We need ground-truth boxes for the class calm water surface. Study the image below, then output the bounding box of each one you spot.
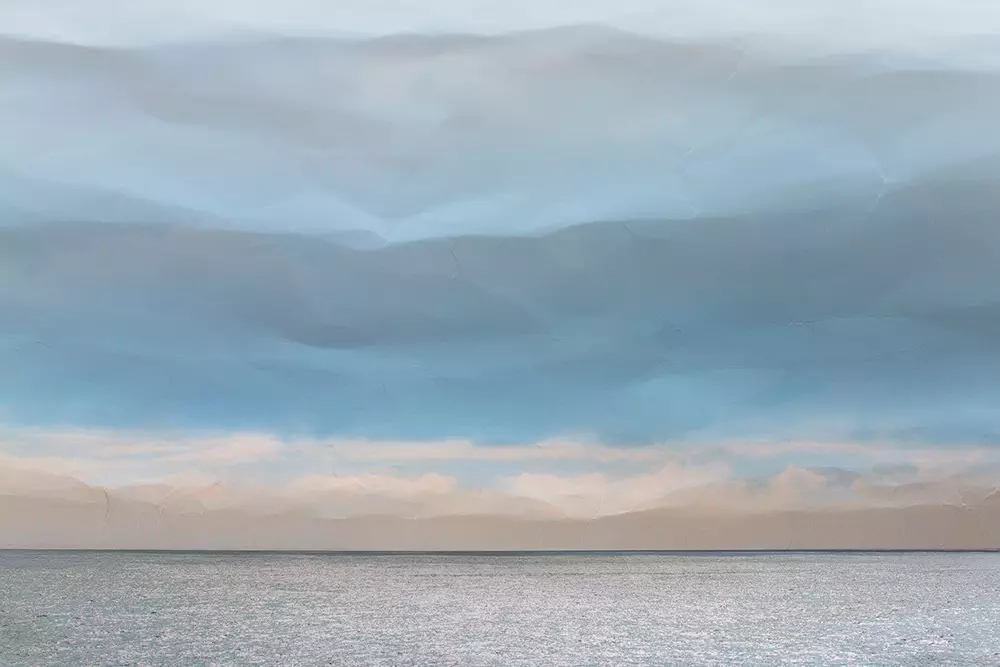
[2,550,999,666]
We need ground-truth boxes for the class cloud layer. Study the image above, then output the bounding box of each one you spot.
[2,7,1000,546]
[2,429,998,527]
[3,27,1000,447]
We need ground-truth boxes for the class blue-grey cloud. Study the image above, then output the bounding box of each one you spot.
[2,27,1000,451]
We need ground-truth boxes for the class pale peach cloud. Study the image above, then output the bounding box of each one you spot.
[2,427,999,523]
[288,472,459,497]
[157,435,282,464]
[9,427,999,475]
[502,460,731,517]
[310,437,667,463]
[0,430,283,487]
[714,440,1000,470]
[20,430,283,463]
[3,428,662,464]
[4,462,999,549]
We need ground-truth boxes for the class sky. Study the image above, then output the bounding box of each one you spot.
[1,1,1000,546]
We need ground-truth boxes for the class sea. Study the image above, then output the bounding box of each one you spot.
[2,550,999,666]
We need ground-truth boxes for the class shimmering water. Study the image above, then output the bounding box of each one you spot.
[2,551,999,666]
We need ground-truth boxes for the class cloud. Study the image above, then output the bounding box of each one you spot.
[7,425,999,528]
[0,429,283,484]
[5,0,1000,59]
[3,456,1000,548]
[712,441,1000,472]
[310,437,666,463]
[502,461,730,516]
[2,427,999,516]
[6,195,1000,443]
[0,465,103,503]
[500,462,1000,517]
[2,22,1000,534]
[288,472,458,497]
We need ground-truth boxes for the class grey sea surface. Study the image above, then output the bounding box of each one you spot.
[1,550,999,666]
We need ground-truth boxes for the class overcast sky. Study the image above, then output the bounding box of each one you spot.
[2,2,999,541]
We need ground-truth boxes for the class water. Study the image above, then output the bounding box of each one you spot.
[2,551,999,666]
